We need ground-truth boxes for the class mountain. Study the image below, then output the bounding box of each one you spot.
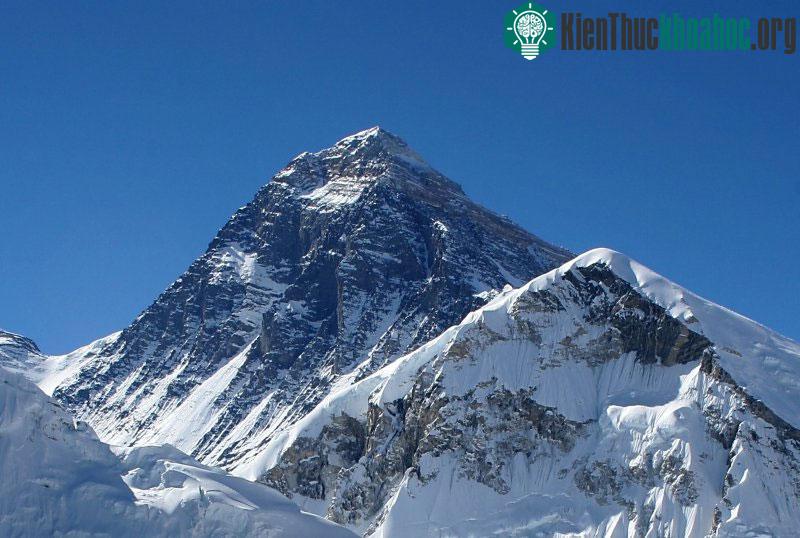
[46,127,573,472]
[235,249,800,537]
[0,329,47,375]
[0,365,354,537]
[9,127,799,537]
[0,328,121,396]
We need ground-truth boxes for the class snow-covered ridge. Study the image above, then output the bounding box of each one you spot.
[233,248,800,537]
[240,247,800,475]
[0,329,46,374]
[0,328,124,397]
[465,247,800,429]
[429,247,800,427]
[561,248,800,429]
[0,365,355,537]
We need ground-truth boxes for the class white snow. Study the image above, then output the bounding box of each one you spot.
[0,366,355,537]
[136,338,258,452]
[35,331,122,396]
[564,248,800,429]
[231,248,800,537]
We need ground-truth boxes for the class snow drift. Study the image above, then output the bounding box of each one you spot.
[0,366,354,537]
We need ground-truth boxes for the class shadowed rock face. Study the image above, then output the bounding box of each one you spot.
[50,127,572,468]
[569,265,713,366]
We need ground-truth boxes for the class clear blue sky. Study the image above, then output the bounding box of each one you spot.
[1,1,798,353]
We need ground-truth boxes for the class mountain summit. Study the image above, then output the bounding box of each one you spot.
[266,126,467,216]
[47,128,573,470]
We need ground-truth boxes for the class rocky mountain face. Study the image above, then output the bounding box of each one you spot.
[243,249,800,537]
[47,127,573,471]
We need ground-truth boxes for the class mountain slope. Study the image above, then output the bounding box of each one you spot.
[46,127,572,469]
[0,329,47,375]
[0,365,354,537]
[239,249,800,537]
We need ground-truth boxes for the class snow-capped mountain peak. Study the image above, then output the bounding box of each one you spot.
[333,126,425,161]
[273,127,465,213]
[43,128,573,473]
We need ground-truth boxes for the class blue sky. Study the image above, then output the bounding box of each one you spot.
[1,0,798,353]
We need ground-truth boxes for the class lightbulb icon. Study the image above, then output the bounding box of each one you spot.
[507,4,551,60]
